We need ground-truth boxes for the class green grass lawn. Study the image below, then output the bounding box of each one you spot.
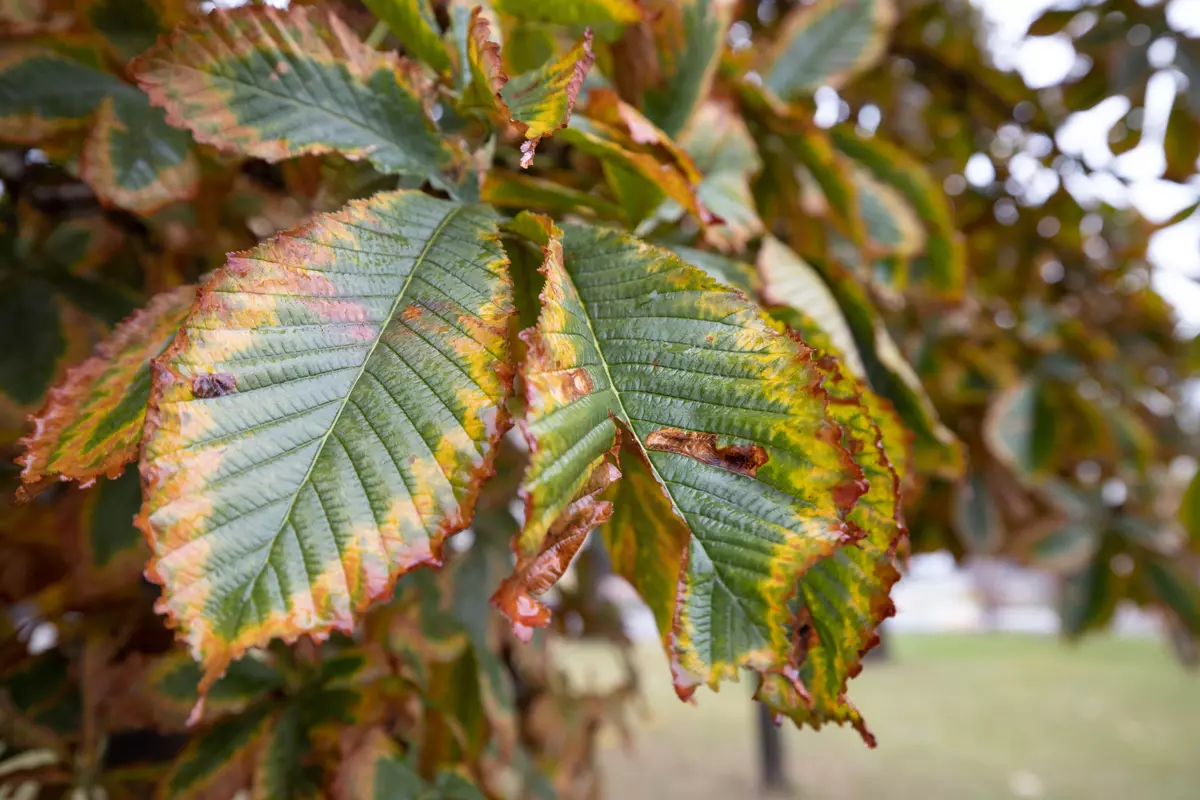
[559,634,1200,799]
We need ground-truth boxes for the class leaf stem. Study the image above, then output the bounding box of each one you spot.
[366,20,389,49]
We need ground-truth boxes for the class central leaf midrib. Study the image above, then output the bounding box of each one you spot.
[231,202,467,622]
[561,262,765,662]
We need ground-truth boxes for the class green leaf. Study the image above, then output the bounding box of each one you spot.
[482,169,622,219]
[983,378,1057,481]
[85,468,145,569]
[642,0,737,137]
[780,127,867,248]
[131,5,460,186]
[81,91,199,214]
[856,168,924,260]
[254,703,321,800]
[1182,472,1200,546]
[0,44,123,142]
[497,30,595,168]
[678,102,764,252]
[1026,9,1078,37]
[19,284,194,489]
[1144,557,1200,635]
[1060,539,1121,637]
[493,0,641,41]
[765,0,896,99]
[363,0,453,75]
[161,701,275,799]
[1027,523,1099,574]
[0,276,65,406]
[87,0,183,62]
[137,191,514,691]
[496,217,875,704]
[954,471,1003,554]
[336,726,487,800]
[831,127,966,299]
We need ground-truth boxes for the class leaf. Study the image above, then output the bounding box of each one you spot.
[765,0,897,99]
[0,44,122,142]
[831,127,966,299]
[856,168,924,260]
[780,127,867,248]
[493,0,641,41]
[954,471,1003,555]
[1144,557,1200,635]
[755,359,903,745]
[0,276,66,406]
[1026,523,1098,573]
[86,0,185,62]
[751,239,914,482]
[641,0,737,137]
[137,191,514,692]
[336,727,486,800]
[807,254,963,479]
[482,169,622,219]
[1060,539,1121,637]
[459,6,509,116]
[1026,9,1077,37]
[678,101,764,252]
[983,378,1056,481]
[498,30,595,168]
[362,0,453,75]
[758,237,865,377]
[497,217,872,695]
[160,702,274,799]
[131,5,458,185]
[19,285,194,490]
[560,89,712,227]
[80,91,199,214]
[1182,472,1200,546]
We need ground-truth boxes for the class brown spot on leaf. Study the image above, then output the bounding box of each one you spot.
[645,428,768,477]
[191,373,236,399]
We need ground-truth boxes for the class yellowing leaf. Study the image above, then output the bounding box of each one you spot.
[493,0,641,41]
[758,237,864,376]
[19,285,193,491]
[499,31,595,168]
[81,93,199,215]
[482,169,622,220]
[832,127,967,299]
[459,12,595,167]
[499,219,876,709]
[363,0,453,75]
[642,0,738,137]
[560,88,713,227]
[0,44,121,142]
[678,101,764,252]
[765,0,896,99]
[137,191,514,693]
[131,5,458,184]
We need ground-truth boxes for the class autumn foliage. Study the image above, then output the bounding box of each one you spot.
[2,0,1199,797]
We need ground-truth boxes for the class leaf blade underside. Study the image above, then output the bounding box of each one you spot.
[137,190,514,692]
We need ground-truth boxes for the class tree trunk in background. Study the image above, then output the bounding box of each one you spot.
[863,621,892,663]
[756,702,790,794]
